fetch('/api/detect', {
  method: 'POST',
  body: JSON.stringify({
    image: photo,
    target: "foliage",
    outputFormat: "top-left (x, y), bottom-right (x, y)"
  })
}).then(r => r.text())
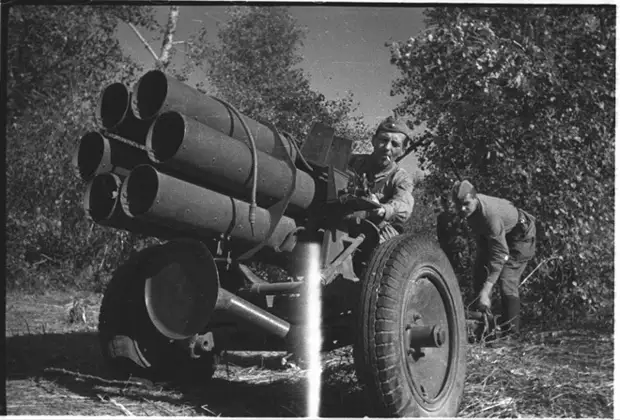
top-left (403, 177), bottom-right (437, 237)
top-left (6, 5), bottom-right (158, 291)
top-left (193, 6), bottom-right (372, 146)
top-left (388, 7), bottom-right (614, 320)
top-left (5, 5), bottom-right (374, 293)
top-left (7, 5), bottom-right (157, 123)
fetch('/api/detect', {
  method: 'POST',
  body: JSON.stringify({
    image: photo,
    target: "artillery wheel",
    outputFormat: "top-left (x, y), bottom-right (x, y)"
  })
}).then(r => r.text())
top-left (354, 234), bottom-right (467, 417)
top-left (98, 245), bottom-right (216, 382)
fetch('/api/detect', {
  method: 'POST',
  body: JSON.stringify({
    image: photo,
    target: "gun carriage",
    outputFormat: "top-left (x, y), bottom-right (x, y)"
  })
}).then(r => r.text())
top-left (74, 70), bottom-right (467, 417)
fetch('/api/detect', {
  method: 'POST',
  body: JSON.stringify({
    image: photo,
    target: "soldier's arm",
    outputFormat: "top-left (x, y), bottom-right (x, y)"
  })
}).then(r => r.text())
top-left (484, 216), bottom-right (510, 285)
top-left (473, 235), bottom-right (488, 283)
top-left (382, 169), bottom-right (414, 225)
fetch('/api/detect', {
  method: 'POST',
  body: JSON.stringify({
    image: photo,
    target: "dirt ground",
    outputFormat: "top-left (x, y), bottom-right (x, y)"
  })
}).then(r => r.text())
top-left (5, 291), bottom-right (614, 417)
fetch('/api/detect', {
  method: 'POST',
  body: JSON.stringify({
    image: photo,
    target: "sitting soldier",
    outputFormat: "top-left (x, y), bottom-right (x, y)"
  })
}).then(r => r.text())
top-left (348, 116), bottom-right (415, 242)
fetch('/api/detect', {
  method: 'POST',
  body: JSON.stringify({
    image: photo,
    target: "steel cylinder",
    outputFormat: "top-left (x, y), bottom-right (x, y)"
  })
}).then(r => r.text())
top-left (83, 172), bottom-right (124, 223)
top-left (216, 288), bottom-right (291, 338)
top-left (98, 82), bottom-right (152, 144)
top-left (143, 239), bottom-right (292, 341)
top-left (147, 111), bottom-right (316, 212)
top-left (131, 70), bottom-right (296, 159)
top-left (83, 172), bottom-right (179, 239)
top-left (120, 165), bottom-right (298, 251)
top-left (73, 132), bottom-right (149, 181)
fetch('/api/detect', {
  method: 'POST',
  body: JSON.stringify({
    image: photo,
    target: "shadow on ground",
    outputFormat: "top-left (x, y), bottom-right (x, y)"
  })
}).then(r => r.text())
top-left (319, 384), bottom-right (367, 417)
top-left (6, 332), bottom-right (311, 416)
top-left (6, 332), bottom-right (368, 416)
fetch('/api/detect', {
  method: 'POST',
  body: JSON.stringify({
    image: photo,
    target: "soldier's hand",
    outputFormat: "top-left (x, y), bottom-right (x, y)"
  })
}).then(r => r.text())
top-left (369, 205), bottom-right (386, 220)
top-left (378, 224), bottom-right (400, 243)
top-left (477, 282), bottom-right (493, 311)
top-left (344, 210), bottom-right (370, 225)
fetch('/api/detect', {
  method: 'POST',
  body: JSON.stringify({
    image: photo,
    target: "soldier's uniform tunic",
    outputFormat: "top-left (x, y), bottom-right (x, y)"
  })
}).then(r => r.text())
top-left (467, 194), bottom-right (536, 299)
top-left (348, 155), bottom-right (414, 231)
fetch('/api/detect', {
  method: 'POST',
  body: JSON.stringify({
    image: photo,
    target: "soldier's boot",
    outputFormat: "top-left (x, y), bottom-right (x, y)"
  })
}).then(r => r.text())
top-left (497, 295), bottom-right (521, 344)
top-left (485, 296), bottom-right (522, 348)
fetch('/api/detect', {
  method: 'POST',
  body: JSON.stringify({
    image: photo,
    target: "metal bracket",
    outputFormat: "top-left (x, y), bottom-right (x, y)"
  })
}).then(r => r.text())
top-left (320, 232), bottom-right (366, 285)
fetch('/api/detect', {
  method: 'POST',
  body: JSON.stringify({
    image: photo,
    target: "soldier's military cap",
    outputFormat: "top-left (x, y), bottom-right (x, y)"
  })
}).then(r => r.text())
top-left (375, 116), bottom-right (412, 140)
top-left (452, 180), bottom-right (476, 203)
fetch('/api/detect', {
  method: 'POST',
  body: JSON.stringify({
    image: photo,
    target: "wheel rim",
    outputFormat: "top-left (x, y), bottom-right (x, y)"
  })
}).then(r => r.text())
top-left (400, 266), bottom-right (459, 410)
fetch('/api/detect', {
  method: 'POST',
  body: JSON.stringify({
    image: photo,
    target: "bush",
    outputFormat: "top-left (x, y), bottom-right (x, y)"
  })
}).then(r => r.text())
top-left (6, 5), bottom-right (157, 293)
top-left (389, 7), bottom-right (614, 321)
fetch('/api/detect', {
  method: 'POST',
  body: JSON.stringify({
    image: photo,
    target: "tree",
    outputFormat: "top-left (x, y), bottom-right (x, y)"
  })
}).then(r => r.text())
top-left (126, 5), bottom-right (180, 72)
top-left (6, 5), bottom-right (157, 290)
top-left (388, 7), bottom-right (614, 320)
top-left (194, 6), bottom-right (371, 145)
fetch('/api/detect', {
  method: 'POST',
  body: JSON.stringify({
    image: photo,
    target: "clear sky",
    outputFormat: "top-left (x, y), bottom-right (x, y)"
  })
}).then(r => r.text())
top-left (116, 5), bottom-right (427, 175)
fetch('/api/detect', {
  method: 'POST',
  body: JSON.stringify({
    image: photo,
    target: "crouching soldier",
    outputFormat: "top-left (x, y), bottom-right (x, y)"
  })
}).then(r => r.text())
top-left (348, 116), bottom-right (415, 243)
top-left (451, 180), bottom-right (536, 340)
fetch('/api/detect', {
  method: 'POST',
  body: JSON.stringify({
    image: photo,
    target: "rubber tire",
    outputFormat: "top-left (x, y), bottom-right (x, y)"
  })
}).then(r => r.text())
top-left (354, 234), bottom-right (467, 417)
top-left (98, 245), bottom-right (216, 382)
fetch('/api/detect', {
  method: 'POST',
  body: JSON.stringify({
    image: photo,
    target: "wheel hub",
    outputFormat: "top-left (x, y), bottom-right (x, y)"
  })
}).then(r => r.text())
top-left (402, 273), bottom-right (454, 403)
top-left (406, 324), bottom-right (446, 348)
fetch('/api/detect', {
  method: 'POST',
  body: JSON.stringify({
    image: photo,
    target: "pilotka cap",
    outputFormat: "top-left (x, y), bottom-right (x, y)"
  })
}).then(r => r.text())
top-left (452, 180), bottom-right (475, 203)
top-left (376, 116), bottom-right (412, 140)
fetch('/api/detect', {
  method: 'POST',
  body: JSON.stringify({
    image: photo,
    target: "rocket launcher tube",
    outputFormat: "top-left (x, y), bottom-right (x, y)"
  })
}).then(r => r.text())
top-left (132, 70), bottom-right (297, 160)
top-left (120, 165), bottom-right (298, 251)
top-left (147, 111), bottom-right (316, 212)
top-left (73, 132), bottom-right (150, 181)
top-left (83, 172), bottom-right (180, 240)
top-left (98, 82), bottom-right (151, 144)
top-left (83, 172), bottom-right (123, 223)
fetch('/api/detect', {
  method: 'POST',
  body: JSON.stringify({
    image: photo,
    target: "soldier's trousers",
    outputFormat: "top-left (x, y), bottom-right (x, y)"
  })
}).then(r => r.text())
top-left (473, 233), bottom-right (536, 334)
top-left (473, 235), bottom-right (536, 298)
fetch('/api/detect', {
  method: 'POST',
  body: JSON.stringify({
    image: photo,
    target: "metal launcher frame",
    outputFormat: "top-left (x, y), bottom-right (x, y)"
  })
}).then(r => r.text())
top-left (75, 71), bottom-right (382, 354)
top-left (202, 123), bottom-right (379, 351)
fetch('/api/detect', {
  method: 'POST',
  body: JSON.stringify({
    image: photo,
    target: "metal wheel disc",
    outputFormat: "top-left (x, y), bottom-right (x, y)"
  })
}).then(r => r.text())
top-left (401, 266), bottom-right (459, 410)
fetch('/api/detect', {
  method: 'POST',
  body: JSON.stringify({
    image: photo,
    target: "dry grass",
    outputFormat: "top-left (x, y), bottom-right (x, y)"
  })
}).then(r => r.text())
top-left (317, 327), bottom-right (613, 418)
top-left (5, 291), bottom-right (614, 417)
top-left (5, 291), bottom-right (310, 417)
top-left (460, 329), bottom-right (613, 418)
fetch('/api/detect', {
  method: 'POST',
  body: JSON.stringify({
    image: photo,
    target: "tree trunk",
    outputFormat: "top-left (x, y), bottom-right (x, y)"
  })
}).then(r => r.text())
top-left (157, 6), bottom-right (180, 71)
